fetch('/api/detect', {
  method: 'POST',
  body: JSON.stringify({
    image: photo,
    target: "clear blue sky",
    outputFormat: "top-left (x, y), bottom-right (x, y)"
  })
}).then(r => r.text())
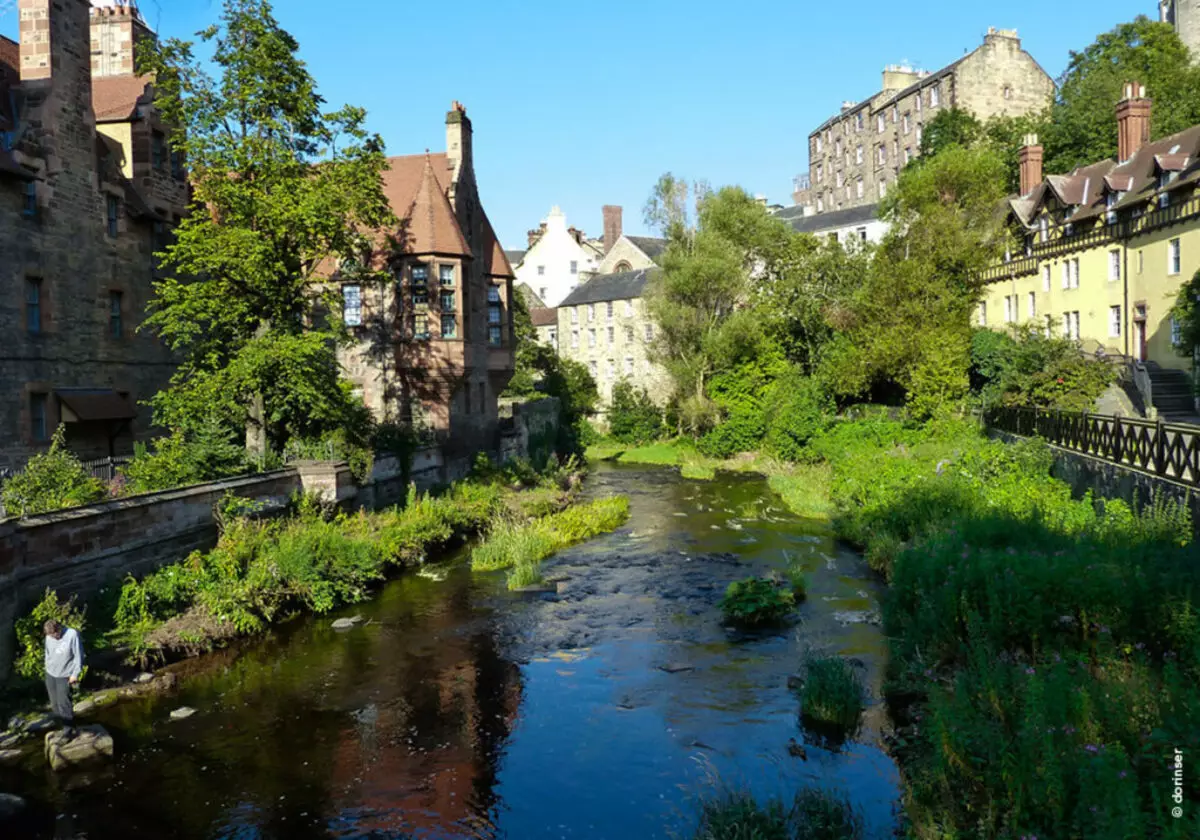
top-left (3, 0), bottom-right (1151, 248)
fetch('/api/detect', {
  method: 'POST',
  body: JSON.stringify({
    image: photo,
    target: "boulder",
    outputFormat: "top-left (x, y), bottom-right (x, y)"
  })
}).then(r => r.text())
top-left (0, 748), bottom-right (24, 766)
top-left (331, 615), bottom-right (364, 630)
top-left (169, 707), bottom-right (196, 721)
top-left (24, 715), bottom-right (57, 735)
top-left (0, 732), bottom-right (23, 750)
top-left (0, 793), bottom-right (25, 819)
top-left (73, 690), bottom-right (117, 716)
top-left (133, 672), bottom-right (155, 684)
top-left (44, 725), bottom-right (114, 772)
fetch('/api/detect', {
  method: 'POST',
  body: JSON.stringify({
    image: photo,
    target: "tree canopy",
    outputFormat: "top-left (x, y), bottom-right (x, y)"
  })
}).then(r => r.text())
top-left (141, 0), bottom-right (393, 453)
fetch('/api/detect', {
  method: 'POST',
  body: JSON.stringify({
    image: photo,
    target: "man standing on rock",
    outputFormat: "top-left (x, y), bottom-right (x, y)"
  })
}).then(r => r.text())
top-left (43, 620), bottom-right (83, 737)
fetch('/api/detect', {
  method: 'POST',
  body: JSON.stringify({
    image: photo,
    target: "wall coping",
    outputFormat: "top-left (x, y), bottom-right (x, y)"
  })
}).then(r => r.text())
top-left (1, 468), bottom-right (299, 530)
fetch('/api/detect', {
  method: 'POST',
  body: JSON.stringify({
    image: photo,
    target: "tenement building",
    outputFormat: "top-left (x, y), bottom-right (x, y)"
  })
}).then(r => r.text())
top-left (1161, 0), bottom-right (1200, 59)
top-left (0, 0), bottom-right (187, 472)
top-left (980, 84), bottom-right (1200, 414)
top-left (794, 28), bottom-right (1054, 214)
top-left (335, 103), bottom-right (515, 453)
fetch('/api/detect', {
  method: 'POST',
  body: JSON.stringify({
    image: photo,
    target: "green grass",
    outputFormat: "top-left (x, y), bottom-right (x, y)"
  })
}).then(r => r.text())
top-left (796, 655), bottom-right (865, 732)
top-left (507, 560), bottom-right (545, 590)
top-left (617, 441), bottom-right (685, 465)
top-left (692, 786), bottom-right (863, 840)
top-left (768, 465), bottom-right (834, 521)
top-left (584, 441), bottom-right (627, 462)
top-left (681, 462), bottom-right (717, 480)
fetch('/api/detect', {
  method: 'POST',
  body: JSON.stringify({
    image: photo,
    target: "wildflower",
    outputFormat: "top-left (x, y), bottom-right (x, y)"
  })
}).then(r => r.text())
top-left (1025, 667), bottom-right (1036, 675)
top-left (1118, 771), bottom-right (1128, 779)
top-left (1084, 744), bottom-right (1099, 753)
top-left (1056, 377), bottom-right (1065, 384)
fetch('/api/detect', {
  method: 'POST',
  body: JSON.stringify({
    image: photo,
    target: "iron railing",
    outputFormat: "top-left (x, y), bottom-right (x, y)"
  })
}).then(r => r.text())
top-left (988, 406), bottom-right (1200, 487)
top-left (81, 456), bottom-right (132, 482)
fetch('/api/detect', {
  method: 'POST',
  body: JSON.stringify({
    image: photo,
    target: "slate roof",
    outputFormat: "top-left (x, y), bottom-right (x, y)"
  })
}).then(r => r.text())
top-left (559, 269), bottom-right (657, 307)
top-left (92, 74), bottom-right (153, 122)
top-left (504, 249), bottom-right (527, 266)
top-left (626, 236), bottom-right (668, 262)
top-left (775, 203), bottom-right (880, 233)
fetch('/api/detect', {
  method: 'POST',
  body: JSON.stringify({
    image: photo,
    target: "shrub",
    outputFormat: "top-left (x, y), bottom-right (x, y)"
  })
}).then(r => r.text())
top-left (697, 407), bottom-right (765, 459)
top-left (970, 325), bottom-right (1115, 411)
top-left (1, 426), bottom-right (108, 516)
top-left (608, 379), bottom-right (664, 444)
top-left (719, 578), bottom-right (795, 628)
top-left (284, 428), bottom-right (374, 484)
top-left (13, 589), bottom-right (87, 681)
top-left (120, 416), bottom-right (250, 495)
top-left (763, 372), bottom-right (833, 462)
top-left (796, 655), bottom-right (865, 732)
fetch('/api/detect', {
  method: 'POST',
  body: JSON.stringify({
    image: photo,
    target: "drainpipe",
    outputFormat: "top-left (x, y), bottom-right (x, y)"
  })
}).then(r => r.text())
top-left (1123, 243), bottom-right (1130, 359)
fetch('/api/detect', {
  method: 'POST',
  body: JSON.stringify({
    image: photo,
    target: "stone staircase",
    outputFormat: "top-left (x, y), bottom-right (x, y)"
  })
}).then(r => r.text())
top-left (1144, 362), bottom-right (1200, 424)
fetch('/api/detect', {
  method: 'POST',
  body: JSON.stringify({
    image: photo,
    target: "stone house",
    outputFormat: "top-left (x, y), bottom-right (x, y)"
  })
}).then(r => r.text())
top-left (980, 85), bottom-right (1200, 417)
top-left (591, 205), bottom-right (667, 275)
top-left (335, 103), bottom-right (516, 455)
top-left (556, 269), bottom-right (670, 408)
top-left (795, 28), bottom-right (1054, 214)
top-left (0, 0), bottom-right (187, 472)
top-left (511, 205), bottom-right (603, 307)
top-left (1161, 0), bottom-right (1200, 59)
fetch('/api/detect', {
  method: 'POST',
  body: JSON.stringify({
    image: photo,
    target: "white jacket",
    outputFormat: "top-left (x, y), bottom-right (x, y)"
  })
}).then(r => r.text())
top-left (44, 628), bottom-right (84, 680)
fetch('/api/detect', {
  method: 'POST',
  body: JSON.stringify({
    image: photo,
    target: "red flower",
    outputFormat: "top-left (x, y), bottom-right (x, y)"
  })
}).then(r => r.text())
top-left (1056, 378), bottom-right (1065, 384)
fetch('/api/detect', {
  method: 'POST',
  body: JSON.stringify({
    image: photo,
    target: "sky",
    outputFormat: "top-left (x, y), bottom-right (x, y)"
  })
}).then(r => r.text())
top-left (2, 0), bottom-right (1155, 249)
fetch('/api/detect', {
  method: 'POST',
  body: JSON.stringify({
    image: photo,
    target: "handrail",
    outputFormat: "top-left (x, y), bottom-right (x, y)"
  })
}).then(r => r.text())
top-left (987, 406), bottom-right (1200, 487)
top-left (1131, 361), bottom-right (1154, 419)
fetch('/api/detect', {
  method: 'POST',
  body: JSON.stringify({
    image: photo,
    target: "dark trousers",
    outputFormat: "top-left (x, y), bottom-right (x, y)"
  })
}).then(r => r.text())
top-left (45, 675), bottom-right (73, 724)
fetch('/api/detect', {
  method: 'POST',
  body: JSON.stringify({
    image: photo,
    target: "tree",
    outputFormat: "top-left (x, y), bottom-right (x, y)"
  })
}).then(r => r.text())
top-left (642, 173), bottom-right (711, 236)
top-left (1170, 268), bottom-right (1200, 361)
top-left (607, 380), bottom-right (664, 444)
top-left (1043, 17), bottom-right (1200, 175)
top-left (917, 108), bottom-right (983, 160)
top-left (141, 0), bottom-right (392, 455)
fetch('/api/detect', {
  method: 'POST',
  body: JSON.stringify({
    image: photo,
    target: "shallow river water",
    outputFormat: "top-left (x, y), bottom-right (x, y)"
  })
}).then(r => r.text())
top-left (5, 463), bottom-right (900, 839)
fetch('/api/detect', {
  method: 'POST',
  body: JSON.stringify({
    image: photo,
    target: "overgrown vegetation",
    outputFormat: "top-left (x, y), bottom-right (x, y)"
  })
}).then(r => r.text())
top-left (796, 655), bottom-right (865, 734)
top-left (0, 426), bottom-right (108, 517)
top-left (970, 326), bottom-right (1115, 411)
top-left (120, 415), bottom-right (252, 495)
top-left (719, 578), bottom-right (795, 628)
top-left (692, 785), bottom-right (863, 840)
top-left (607, 379), bottom-right (665, 444)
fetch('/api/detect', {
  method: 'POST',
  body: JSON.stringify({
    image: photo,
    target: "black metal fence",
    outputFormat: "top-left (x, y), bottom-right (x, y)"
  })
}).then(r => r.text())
top-left (81, 456), bottom-right (132, 482)
top-left (988, 406), bottom-right (1200, 488)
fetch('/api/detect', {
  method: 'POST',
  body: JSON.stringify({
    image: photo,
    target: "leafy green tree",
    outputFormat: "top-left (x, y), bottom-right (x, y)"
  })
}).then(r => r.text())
top-left (141, 0), bottom-right (392, 455)
top-left (1, 427), bottom-right (108, 516)
top-left (642, 172), bottom-right (710, 236)
top-left (504, 292), bottom-right (541, 398)
top-left (917, 108), bottom-right (983, 159)
top-left (120, 414), bottom-right (252, 495)
top-left (1043, 17), bottom-right (1200, 175)
top-left (607, 380), bottom-right (664, 444)
top-left (762, 370), bottom-right (833, 462)
top-left (1170, 268), bottom-right (1200, 361)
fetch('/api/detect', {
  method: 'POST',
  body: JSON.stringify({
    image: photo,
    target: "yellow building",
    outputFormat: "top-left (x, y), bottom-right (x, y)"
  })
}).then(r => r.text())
top-left (981, 85), bottom-right (1200, 391)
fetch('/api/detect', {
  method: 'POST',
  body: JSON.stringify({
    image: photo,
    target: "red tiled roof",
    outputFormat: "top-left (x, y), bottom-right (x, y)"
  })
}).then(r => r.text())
top-left (0, 35), bottom-right (18, 79)
top-left (479, 209), bottom-right (515, 278)
top-left (92, 74), bottom-right (152, 122)
top-left (385, 153), bottom-right (471, 258)
top-left (530, 307), bottom-right (557, 327)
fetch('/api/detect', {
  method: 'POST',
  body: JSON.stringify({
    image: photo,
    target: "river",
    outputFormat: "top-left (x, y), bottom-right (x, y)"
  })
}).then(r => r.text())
top-left (4, 463), bottom-right (900, 839)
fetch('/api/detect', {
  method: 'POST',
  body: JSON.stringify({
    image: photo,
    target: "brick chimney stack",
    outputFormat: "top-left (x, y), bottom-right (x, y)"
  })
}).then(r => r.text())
top-left (602, 205), bottom-right (623, 254)
top-left (1018, 134), bottom-right (1043, 197)
top-left (1117, 82), bottom-right (1151, 163)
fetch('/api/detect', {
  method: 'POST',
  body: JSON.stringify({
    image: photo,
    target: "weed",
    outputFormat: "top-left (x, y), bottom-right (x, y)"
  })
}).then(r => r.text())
top-left (797, 655), bottom-right (865, 733)
top-left (719, 578), bottom-right (795, 628)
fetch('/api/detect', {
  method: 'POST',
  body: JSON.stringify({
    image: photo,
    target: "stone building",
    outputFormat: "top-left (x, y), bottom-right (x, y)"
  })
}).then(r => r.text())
top-left (1161, 0), bottom-right (1200, 59)
top-left (335, 103), bottom-right (515, 454)
top-left (0, 0), bottom-right (186, 471)
top-left (981, 85), bottom-right (1200, 418)
top-left (556, 269), bottom-right (670, 408)
top-left (511, 205), bottom-right (604, 307)
top-left (794, 28), bottom-right (1054, 214)
top-left (592, 205), bottom-right (667, 275)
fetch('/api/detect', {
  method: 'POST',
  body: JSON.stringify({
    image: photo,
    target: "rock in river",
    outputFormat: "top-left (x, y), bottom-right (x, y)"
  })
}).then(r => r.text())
top-left (332, 615), bottom-right (365, 630)
top-left (0, 748), bottom-right (25, 766)
top-left (44, 725), bottom-right (114, 772)
top-left (658, 663), bottom-right (695, 674)
top-left (0, 793), bottom-right (25, 819)
top-left (170, 707), bottom-right (197, 721)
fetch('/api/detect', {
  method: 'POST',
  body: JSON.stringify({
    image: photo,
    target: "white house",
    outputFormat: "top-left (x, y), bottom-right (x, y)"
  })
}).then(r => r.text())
top-left (772, 203), bottom-right (889, 246)
top-left (512, 206), bottom-right (604, 307)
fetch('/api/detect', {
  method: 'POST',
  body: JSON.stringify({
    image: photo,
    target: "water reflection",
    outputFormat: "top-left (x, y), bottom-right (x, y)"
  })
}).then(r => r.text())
top-left (4, 463), bottom-right (900, 839)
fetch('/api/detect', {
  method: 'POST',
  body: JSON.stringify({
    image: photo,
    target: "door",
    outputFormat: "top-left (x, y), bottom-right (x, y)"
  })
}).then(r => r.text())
top-left (1134, 320), bottom-right (1147, 362)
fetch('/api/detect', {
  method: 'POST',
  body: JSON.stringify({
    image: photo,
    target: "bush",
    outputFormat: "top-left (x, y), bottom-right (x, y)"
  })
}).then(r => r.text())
top-left (13, 589), bottom-right (87, 681)
top-left (719, 578), bottom-right (795, 628)
top-left (763, 372), bottom-right (833, 462)
top-left (697, 407), bottom-right (765, 459)
top-left (792, 788), bottom-right (864, 840)
top-left (1, 426), bottom-right (108, 516)
top-left (120, 415), bottom-right (250, 495)
top-left (608, 379), bottom-right (665, 444)
top-left (796, 655), bottom-right (865, 733)
top-left (970, 325), bottom-right (1115, 411)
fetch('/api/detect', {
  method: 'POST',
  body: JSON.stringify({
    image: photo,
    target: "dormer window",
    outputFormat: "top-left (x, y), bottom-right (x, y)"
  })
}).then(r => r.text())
top-left (1105, 191), bottom-right (1120, 225)
top-left (1039, 215), bottom-right (1049, 244)
top-left (1158, 171), bottom-right (1175, 208)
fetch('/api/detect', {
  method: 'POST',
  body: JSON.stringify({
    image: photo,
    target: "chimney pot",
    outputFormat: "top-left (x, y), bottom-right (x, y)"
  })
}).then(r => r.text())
top-left (602, 205), bottom-right (623, 255)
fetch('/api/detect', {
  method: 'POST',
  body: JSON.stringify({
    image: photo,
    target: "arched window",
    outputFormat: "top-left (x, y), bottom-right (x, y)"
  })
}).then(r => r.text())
top-left (614, 261), bottom-right (632, 272)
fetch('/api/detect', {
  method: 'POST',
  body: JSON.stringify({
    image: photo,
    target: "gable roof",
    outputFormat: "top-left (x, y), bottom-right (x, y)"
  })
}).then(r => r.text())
top-left (504, 249), bottom-right (527, 267)
top-left (388, 154), bottom-right (471, 258)
top-left (777, 202), bottom-right (880, 233)
top-left (560, 269), bottom-right (657, 307)
top-left (530, 307), bottom-right (558, 327)
top-left (92, 74), bottom-right (153, 122)
top-left (480, 209), bottom-right (515, 278)
top-left (625, 236), bottom-right (668, 263)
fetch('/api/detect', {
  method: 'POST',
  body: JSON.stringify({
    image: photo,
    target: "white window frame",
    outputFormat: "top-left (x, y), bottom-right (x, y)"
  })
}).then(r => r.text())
top-left (1109, 249), bottom-right (1121, 281)
top-left (588, 328), bottom-right (596, 347)
top-left (341, 284), bottom-right (362, 327)
top-left (1169, 238), bottom-right (1182, 275)
top-left (1027, 292), bottom-right (1036, 320)
top-left (1042, 264), bottom-right (1051, 292)
top-left (1109, 305), bottom-right (1122, 338)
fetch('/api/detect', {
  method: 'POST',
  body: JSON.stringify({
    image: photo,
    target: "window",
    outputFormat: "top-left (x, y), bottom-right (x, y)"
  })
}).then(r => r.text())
top-left (587, 303), bottom-right (595, 322)
top-left (1044, 314), bottom-right (1054, 337)
top-left (537, 265), bottom-right (545, 276)
top-left (411, 264), bottom-right (428, 306)
top-left (440, 289), bottom-right (455, 312)
top-left (1105, 191), bottom-right (1119, 225)
top-left (1169, 238), bottom-right (1182, 275)
top-left (106, 195), bottom-right (120, 237)
top-left (1063, 311), bottom-right (1080, 340)
top-left (22, 181), bottom-right (36, 218)
top-left (570, 307), bottom-right (579, 324)
top-left (644, 323), bottom-right (654, 341)
top-left (589, 360), bottom-right (598, 377)
top-left (893, 138), bottom-right (899, 159)
top-left (891, 105), bottom-right (898, 123)
top-left (624, 326), bottom-right (634, 344)
top-left (1109, 249), bottom-right (1121, 281)
top-left (817, 196), bottom-right (825, 213)
top-left (412, 264), bottom-right (428, 285)
top-left (878, 179), bottom-right (888, 199)
top-left (903, 147), bottom-right (912, 165)
top-left (930, 84), bottom-right (940, 107)
top-left (1003, 295), bottom-right (1014, 323)
top-left (816, 163), bottom-right (823, 183)
top-left (856, 112), bottom-right (864, 132)
top-left (915, 93), bottom-right (922, 114)
top-left (570, 260), bottom-right (578, 275)
top-left (978, 301), bottom-right (987, 326)
top-left (606, 359), bottom-right (615, 379)
top-left (109, 290), bottom-right (123, 337)
top-left (571, 330), bottom-right (579, 349)
top-left (26, 278), bottom-right (41, 333)
top-left (440, 265), bottom-right (455, 286)
top-left (877, 144), bottom-right (886, 165)
top-left (1003, 85), bottom-right (1013, 100)
top-left (607, 326), bottom-right (614, 345)
top-left (815, 136), bottom-right (823, 154)
top-left (487, 285), bottom-right (503, 346)
top-left (855, 145), bottom-right (863, 165)
top-left (588, 328), bottom-right (596, 348)
top-left (624, 357), bottom-right (634, 376)
top-left (1038, 215), bottom-right (1049, 243)
top-left (844, 185), bottom-right (852, 202)
top-left (836, 170), bottom-right (845, 188)
top-left (1061, 260), bottom-right (1079, 289)
top-left (441, 313), bottom-right (457, 338)
top-left (1171, 315), bottom-right (1182, 346)
top-left (903, 113), bottom-right (910, 134)
top-left (1042, 264), bottom-right (1051, 292)
top-left (916, 124), bottom-right (923, 145)
top-left (170, 150), bottom-right (185, 180)
top-left (1158, 172), bottom-right (1173, 208)
top-left (1072, 259), bottom-right (1080, 288)
top-left (1109, 305), bottom-right (1122, 338)
top-left (856, 177), bottom-right (864, 198)
top-left (152, 131), bottom-right (166, 170)
top-left (877, 113), bottom-right (885, 133)
top-left (857, 227), bottom-right (868, 242)
top-left (30, 393), bottom-right (48, 442)
top-left (625, 300), bottom-right (634, 317)
top-left (835, 138), bottom-right (842, 157)
top-left (539, 286), bottom-right (548, 301)
top-left (1027, 292), bottom-right (1036, 319)
top-left (341, 285), bottom-right (362, 327)
top-left (413, 312), bottom-right (429, 340)
top-left (606, 301), bottom-right (614, 321)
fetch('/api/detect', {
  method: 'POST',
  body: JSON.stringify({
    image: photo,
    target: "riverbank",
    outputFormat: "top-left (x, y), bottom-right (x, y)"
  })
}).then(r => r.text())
top-left (0, 460), bottom-right (588, 728)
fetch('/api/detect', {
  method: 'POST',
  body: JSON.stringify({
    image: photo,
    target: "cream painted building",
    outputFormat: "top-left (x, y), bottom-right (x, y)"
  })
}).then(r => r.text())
top-left (981, 86), bottom-right (1200, 417)
top-left (511, 206), bottom-right (604, 307)
top-left (556, 269), bottom-right (670, 408)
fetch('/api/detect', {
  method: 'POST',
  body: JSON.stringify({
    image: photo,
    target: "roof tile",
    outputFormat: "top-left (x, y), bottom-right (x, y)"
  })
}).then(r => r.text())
top-left (92, 74), bottom-right (153, 122)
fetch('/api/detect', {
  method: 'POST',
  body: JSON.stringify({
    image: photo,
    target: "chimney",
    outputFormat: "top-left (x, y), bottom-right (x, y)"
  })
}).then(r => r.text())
top-left (1116, 82), bottom-right (1151, 163)
top-left (445, 100), bottom-right (473, 202)
top-left (20, 0), bottom-right (93, 86)
top-left (89, 1), bottom-right (155, 78)
top-left (1018, 134), bottom-right (1043, 197)
top-left (602, 205), bottom-right (623, 254)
